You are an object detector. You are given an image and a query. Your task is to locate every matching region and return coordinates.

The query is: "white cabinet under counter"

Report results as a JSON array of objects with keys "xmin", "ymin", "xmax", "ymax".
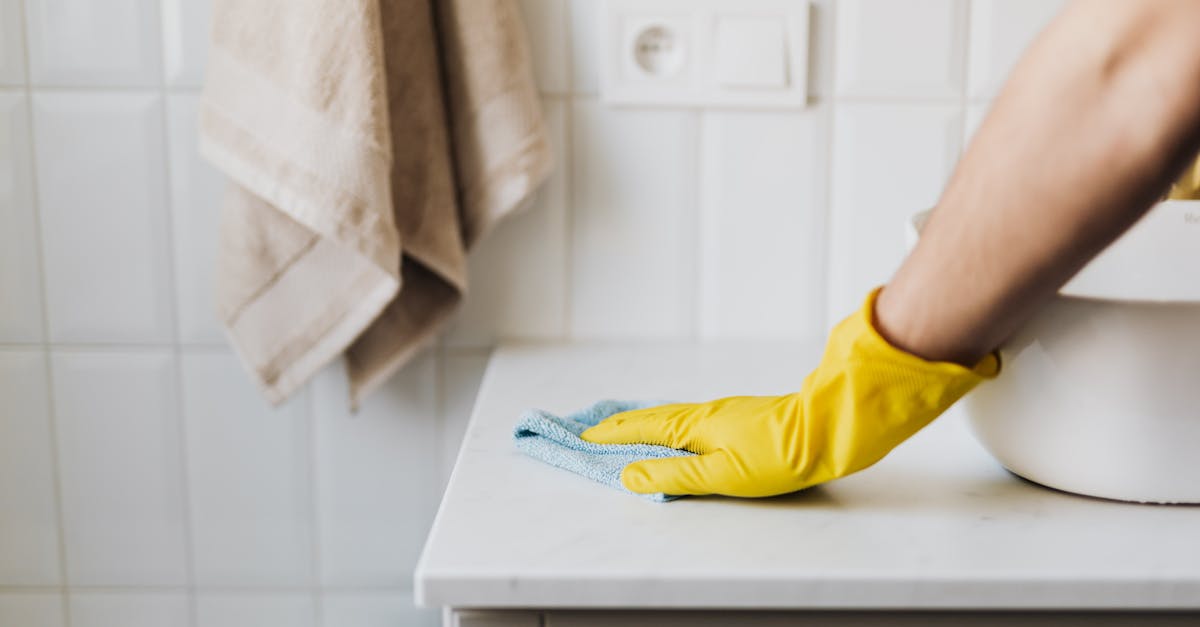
[{"xmin": 415, "ymin": 343, "xmax": 1200, "ymax": 626}]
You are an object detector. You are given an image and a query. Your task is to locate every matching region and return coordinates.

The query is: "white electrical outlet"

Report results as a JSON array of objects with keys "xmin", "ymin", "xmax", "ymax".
[
  {"xmin": 601, "ymin": 0, "xmax": 810, "ymax": 108},
  {"xmin": 618, "ymin": 13, "xmax": 693, "ymax": 84}
]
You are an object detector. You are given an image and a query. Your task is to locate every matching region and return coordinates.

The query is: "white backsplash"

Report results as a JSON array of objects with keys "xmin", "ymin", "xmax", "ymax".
[{"xmin": 0, "ymin": 0, "xmax": 1061, "ymax": 625}]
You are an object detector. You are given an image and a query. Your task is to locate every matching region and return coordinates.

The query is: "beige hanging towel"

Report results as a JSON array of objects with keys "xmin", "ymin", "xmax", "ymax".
[{"xmin": 199, "ymin": 0, "xmax": 552, "ymax": 406}]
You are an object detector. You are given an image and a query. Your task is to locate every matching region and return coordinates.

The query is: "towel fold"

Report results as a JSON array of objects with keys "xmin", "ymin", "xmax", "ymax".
[
  {"xmin": 200, "ymin": 0, "xmax": 551, "ymax": 406},
  {"xmin": 514, "ymin": 400, "xmax": 695, "ymax": 502}
]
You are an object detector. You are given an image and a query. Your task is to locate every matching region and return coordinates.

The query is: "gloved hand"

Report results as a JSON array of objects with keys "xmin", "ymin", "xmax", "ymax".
[{"xmin": 580, "ymin": 288, "xmax": 1000, "ymax": 497}]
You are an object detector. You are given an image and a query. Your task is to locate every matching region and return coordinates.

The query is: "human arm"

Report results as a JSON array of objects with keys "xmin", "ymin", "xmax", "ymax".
[
  {"xmin": 583, "ymin": 0, "xmax": 1200, "ymax": 497},
  {"xmin": 878, "ymin": 0, "xmax": 1200, "ymax": 365}
]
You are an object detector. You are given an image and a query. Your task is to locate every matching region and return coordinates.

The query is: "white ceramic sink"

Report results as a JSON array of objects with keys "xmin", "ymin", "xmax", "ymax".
[{"xmin": 909, "ymin": 200, "xmax": 1200, "ymax": 503}]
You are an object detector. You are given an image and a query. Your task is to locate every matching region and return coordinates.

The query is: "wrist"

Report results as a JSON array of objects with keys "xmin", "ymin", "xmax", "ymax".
[{"xmin": 873, "ymin": 283, "xmax": 992, "ymax": 368}]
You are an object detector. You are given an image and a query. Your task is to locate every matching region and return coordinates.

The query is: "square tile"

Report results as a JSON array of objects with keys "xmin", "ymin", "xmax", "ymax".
[
  {"xmin": 167, "ymin": 93, "xmax": 226, "ymax": 344},
  {"xmin": 438, "ymin": 351, "xmax": 490, "ymax": 490},
  {"xmin": 320, "ymin": 592, "xmax": 438, "ymax": 627},
  {"xmin": 196, "ymin": 594, "xmax": 315, "ymax": 627},
  {"xmin": 33, "ymin": 92, "xmax": 173, "ymax": 343},
  {"xmin": 828, "ymin": 103, "xmax": 962, "ymax": 323},
  {"xmin": 967, "ymin": 0, "xmax": 1064, "ymax": 99},
  {"xmin": 51, "ymin": 350, "xmax": 188, "ymax": 586},
  {"xmin": 0, "ymin": 0, "xmax": 26, "ymax": 85},
  {"xmin": 518, "ymin": 0, "xmax": 568, "ymax": 93},
  {"xmin": 698, "ymin": 107, "xmax": 830, "ymax": 340},
  {"xmin": 0, "ymin": 593, "xmax": 65, "ymax": 627},
  {"xmin": 567, "ymin": 0, "xmax": 601, "ymax": 94},
  {"xmin": 311, "ymin": 354, "xmax": 439, "ymax": 586},
  {"xmin": 25, "ymin": 0, "xmax": 162, "ymax": 86},
  {"xmin": 569, "ymin": 101, "xmax": 695, "ymax": 339},
  {"xmin": 0, "ymin": 91, "xmax": 44, "ymax": 342},
  {"xmin": 447, "ymin": 98, "xmax": 567, "ymax": 347},
  {"xmin": 162, "ymin": 0, "xmax": 210, "ymax": 86},
  {"xmin": 0, "ymin": 350, "xmax": 60, "ymax": 585},
  {"xmin": 181, "ymin": 350, "xmax": 314, "ymax": 586},
  {"xmin": 68, "ymin": 592, "xmax": 188, "ymax": 627},
  {"xmin": 834, "ymin": 0, "xmax": 967, "ymax": 99}
]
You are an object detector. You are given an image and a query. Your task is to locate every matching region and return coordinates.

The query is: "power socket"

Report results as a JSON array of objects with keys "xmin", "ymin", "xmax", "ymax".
[{"xmin": 601, "ymin": 0, "xmax": 810, "ymax": 109}]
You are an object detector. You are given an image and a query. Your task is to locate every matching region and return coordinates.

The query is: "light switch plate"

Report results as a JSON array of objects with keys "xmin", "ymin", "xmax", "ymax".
[
  {"xmin": 601, "ymin": 0, "xmax": 810, "ymax": 109},
  {"xmin": 715, "ymin": 16, "xmax": 789, "ymax": 88}
]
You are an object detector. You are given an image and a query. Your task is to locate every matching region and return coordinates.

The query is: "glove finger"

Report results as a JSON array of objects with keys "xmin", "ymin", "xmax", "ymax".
[
  {"xmin": 620, "ymin": 450, "xmax": 735, "ymax": 496},
  {"xmin": 580, "ymin": 404, "xmax": 698, "ymax": 449}
]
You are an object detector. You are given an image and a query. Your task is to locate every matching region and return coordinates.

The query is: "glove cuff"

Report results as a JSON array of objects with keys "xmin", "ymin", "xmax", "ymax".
[
  {"xmin": 854, "ymin": 287, "xmax": 1001, "ymax": 380},
  {"xmin": 799, "ymin": 287, "xmax": 1001, "ymax": 481}
]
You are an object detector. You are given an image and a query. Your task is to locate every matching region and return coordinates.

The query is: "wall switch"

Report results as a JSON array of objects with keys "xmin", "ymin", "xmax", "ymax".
[
  {"xmin": 714, "ymin": 16, "xmax": 789, "ymax": 88},
  {"xmin": 601, "ymin": 0, "xmax": 809, "ymax": 109}
]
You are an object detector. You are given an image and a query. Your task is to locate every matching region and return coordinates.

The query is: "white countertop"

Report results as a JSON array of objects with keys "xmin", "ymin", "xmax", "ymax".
[{"xmin": 415, "ymin": 342, "xmax": 1200, "ymax": 610}]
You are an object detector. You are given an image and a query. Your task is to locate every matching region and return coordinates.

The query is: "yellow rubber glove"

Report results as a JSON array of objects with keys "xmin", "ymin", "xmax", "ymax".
[{"xmin": 580, "ymin": 288, "xmax": 1000, "ymax": 497}]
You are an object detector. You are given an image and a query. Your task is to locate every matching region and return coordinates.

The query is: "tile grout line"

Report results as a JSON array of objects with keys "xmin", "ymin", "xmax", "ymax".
[
  {"xmin": 433, "ymin": 345, "xmax": 450, "ymax": 512},
  {"xmin": 822, "ymin": 0, "xmax": 841, "ymax": 333},
  {"xmin": 0, "ymin": 584, "xmax": 413, "ymax": 594},
  {"xmin": 303, "ymin": 382, "xmax": 326, "ymax": 627},
  {"xmin": 809, "ymin": 99, "xmax": 833, "ymax": 337},
  {"xmin": 560, "ymin": 0, "xmax": 576, "ymax": 342},
  {"xmin": 14, "ymin": 0, "xmax": 73, "ymax": 624},
  {"xmin": 695, "ymin": 109, "xmax": 713, "ymax": 340},
  {"xmin": 685, "ymin": 107, "xmax": 703, "ymax": 341},
  {"xmin": 557, "ymin": 92, "xmax": 979, "ymax": 107},
  {"xmin": 15, "ymin": 83, "xmax": 204, "ymax": 92},
  {"xmin": 816, "ymin": 98, "xmax": 835, "ymax": 336},
  {"xmin": 0, "ymin": 341, "xmax": 232, "ymax": 351},
  {"xmin": 957, "ymin": 0, "xmax": 975, "ymax": 156},
  {"xmin": 154, "ymin": 2, "xmax": 200, "ymax": 623}
]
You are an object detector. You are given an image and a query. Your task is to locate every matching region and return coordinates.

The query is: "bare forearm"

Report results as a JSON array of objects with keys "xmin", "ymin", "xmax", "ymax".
[{"xmin": 876, "ymin": 0, "xmax": 1200, "ymax": 365}]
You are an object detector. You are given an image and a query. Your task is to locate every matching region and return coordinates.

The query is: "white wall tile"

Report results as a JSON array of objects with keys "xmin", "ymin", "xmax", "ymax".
[
  {"xmin": 834, "ymin": 0, "xmax": 966, "ymax": 99},
  {"xmin": 51, "ymin": 350, "xmax": 188, "ymax": 586},
  {"xmin": 68, "ymin": 592, "xmax": 189, "ymax": 627},
  {"xmin": 967, "ymin": 0, "xmax": 1063, "ymax": 99},
  {"xmin": 448, "ymin": 98, "xmax": 566, "ymax": 347},
  {"xmin": 0, "ymin": 0, "xmax": 26, "ymax": 85},
  {"xmin": 25, "ymin": 0, "xmax": 162, "ymax": 86},
  {"xmin": 181, "ymin": 351, "xmax": 314, "ymax": 586},
  {"xmin": 439, "ymin": 352, "xmax": 490, "ymax": 489},
  {"xmin": 0, "ymin": 593, "xmax": 65, "ymax": 627},
  {"xmin": 518, "ymin": 0, "xmax": 568, "ymax": 93},
  {"xmin": 167, "ymin": 93, "xmax": 225, "ymax": 344},
  {"xmin": 33, "ymin": 92, "xmax": 173, "ymax": 344},
  {"xmin": 698, "ymin": 107, "xmax": 829, "ymax": 340},
  {"xmin": 0, "ymin": 91, "xmax": 44, "ymax": 342},
  {"xmin": 570, "ymin": 101, "xmax": 694, "ymax": 338},
  {"xmin": 0, "ymin": 351, "xmax": 60, "ymax": 585},
  {"xmin": 0, "ymin": 0, "xmax": 1082, "ymax": 602},
  {"xmin": 321, "ymin": 592, "xmax": 438, "ymax": 627},
  {"xmin": 312, "ymin": 355, "xmax": 438, "ymax": 586},
  {"xmin": 196, "ymin": 594, "xmax": 315, "ymax": 627},
  {"xmin": 828, "ymin": 103, "xmax": 961, "ymax": 322},
  {"xmin": 567, "ymin": 0, "xmax": 600, "ymax": 94},
  {"xmin": 162, "ymin": 0, "xmax": 210, "ymax": 86}
]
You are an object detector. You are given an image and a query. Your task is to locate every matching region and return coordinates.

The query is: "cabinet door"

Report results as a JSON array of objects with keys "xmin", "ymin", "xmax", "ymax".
[
  {"xmin": 446, "ymin": 609, "xmax": 542, "ymax": 627},
  {"xmin": 546, "ymin": 611, "xmax": 1200, "ymax": 627}
]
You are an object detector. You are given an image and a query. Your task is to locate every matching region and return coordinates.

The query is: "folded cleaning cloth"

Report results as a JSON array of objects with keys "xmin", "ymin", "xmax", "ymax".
[
  {"xmin": 200, "ymin": 0, "xmax": 552, "ymax": 407},
  {"xmin": 514, "ymin": 400, "xmax": 695, "ymax": 502}
]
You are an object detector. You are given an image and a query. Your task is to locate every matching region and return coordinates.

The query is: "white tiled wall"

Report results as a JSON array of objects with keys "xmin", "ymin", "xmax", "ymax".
[{"xmin": 0, "ymin": 1, "xmax": 1061, "ymax": 625}]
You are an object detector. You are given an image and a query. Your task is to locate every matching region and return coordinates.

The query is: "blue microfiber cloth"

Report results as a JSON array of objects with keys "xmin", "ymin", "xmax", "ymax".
[{"xmin": 514, "ymin": 399, "xmax": 695, "ymax": 502}]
